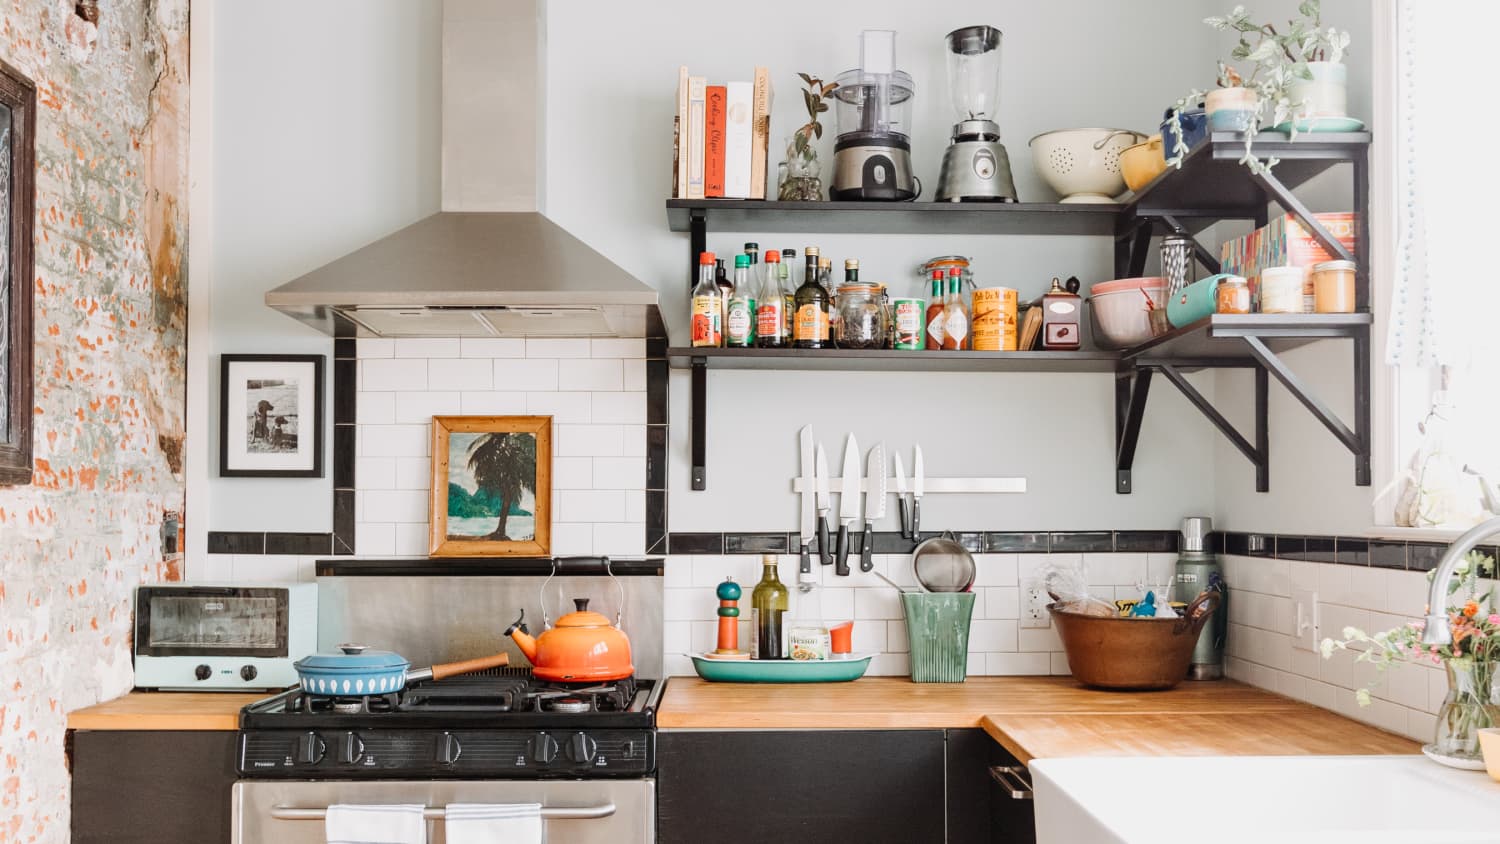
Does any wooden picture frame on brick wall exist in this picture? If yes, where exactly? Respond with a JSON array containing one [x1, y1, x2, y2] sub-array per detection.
[[0, 59, 35, 485], [430, 415, 552, 557]]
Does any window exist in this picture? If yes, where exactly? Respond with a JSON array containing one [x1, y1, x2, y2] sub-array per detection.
[[1383, 0, 1500, 529]]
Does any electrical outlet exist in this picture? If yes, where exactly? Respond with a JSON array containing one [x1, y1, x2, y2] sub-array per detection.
[[1292, 589, 1318, 652], [1021, 577, 1050, 629]]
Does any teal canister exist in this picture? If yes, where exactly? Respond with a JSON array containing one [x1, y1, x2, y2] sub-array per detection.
[[1170, 516, 1226, 680], [1166, 273, 1235, 327]]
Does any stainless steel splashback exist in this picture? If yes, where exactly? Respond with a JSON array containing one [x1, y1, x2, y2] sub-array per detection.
[[316, 576, 663, 679]]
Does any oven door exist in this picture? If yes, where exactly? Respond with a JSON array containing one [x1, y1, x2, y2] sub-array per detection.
[[232, 779, 654, 844]]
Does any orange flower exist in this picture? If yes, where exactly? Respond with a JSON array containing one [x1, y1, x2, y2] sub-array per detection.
[[1463, 601, 1480, 618]]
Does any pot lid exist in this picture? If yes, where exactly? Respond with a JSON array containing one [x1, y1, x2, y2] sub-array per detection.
[[295, 643, 409, 672], [556, 597, 613, 628]]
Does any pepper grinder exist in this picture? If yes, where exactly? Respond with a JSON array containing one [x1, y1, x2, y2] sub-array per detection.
[[704, 577, 749, 660]]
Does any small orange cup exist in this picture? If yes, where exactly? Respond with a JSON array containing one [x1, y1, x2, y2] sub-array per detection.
[[829, 621, 854, 655]]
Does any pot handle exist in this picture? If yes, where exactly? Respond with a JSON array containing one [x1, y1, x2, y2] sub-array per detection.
[[1173, 591, 1222, 637]]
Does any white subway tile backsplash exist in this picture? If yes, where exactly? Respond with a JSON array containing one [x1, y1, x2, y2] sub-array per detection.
[[868, 653, 909, 677], [527, 339, 592, 358], [624, 490, 645, 523], [358, 338, 395, 358], [549, 457, 594, 490], [356, 523, 396, 556], [494, 359, 559, 391], [593, 457, 647, 490], [973, 554, 1018, 587], [525, 392, 592, 423], [233, 554, 315, 583], [663, 557, 692, 589], [393, 523, 430, 557], [460, 391, 528, 415], [663, 621, 691, 655], [362, 490, 428, 523], [594, 523, 644, 556], [429, 359, 494, 391], [357, 392, 395, 424], [1019, 625, 1062, 652], [591, 339, 644, 358], [1050, 652, 1072, 675], [557, 424, 624, 457], [1084, 553, 1148, 586], [393, 391, 461, 424], [980, 652, 1047, 676], [363, 358, 428, 391], [886, 621, 909, 653], [983, 587, 1020, 619], [664, 589, 706, 622], [393, 457, 430, 490], [621, 426, 648, 457], [395, 338, 460, 358], [460, 338, 525, 358], [854, 588, 902, 620], [622, 359, 647, 392], [558, 359, 623, 392], [559, 490, 626, 522], [356, 457, 396, 490], [590, 392, 647, 424], [361, 425, 429, 457], [1347, 567, 1388, 611], [817, 588, 855, 622], [852, 621, 887, 654], [969, 620, 1018, 652], [550, 523, 594, 556]]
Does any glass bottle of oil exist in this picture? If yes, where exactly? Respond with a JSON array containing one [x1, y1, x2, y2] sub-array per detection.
[[748, 554, 789, 659]]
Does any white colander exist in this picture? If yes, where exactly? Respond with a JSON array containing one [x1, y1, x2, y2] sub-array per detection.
[[1029, 128, 1144, 203]]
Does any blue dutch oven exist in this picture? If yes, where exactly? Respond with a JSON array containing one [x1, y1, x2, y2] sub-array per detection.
[[294, 643, 510, 697]]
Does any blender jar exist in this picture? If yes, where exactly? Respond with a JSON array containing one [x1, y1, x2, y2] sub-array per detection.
[[946, 26, 1002, 135]]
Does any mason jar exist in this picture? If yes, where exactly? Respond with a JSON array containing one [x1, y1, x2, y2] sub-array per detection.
[[835, 283, 887, 349]]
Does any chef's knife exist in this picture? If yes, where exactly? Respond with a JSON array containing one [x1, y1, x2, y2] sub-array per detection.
[[814, 444, 832, 566], [860, 442, 885, 573], [912, 445, 925, 539], [798, 425, 816, 592], [835, 434, 860, 576], [894, 452, 910, 539]]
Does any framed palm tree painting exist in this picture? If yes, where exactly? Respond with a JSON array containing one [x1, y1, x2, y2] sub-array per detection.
[[429, 416, 552, 557]]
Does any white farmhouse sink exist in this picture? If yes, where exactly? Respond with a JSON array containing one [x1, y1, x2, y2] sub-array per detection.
[[1031, 755, 1500, 844]]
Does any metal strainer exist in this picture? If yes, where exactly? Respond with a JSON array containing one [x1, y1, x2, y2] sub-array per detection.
[[911, 531, 976, 592]]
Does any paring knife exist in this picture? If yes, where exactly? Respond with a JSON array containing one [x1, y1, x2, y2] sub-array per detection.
[[835, 434, 861, 576], [798, 425, 816, 592], [814, 444, 832, 566], [912, 445, 925, 539], [861, 442, 886, 573], [894, 452, 910, 539]]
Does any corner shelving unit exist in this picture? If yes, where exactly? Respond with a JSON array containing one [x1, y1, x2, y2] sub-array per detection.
[[667, 131, 1371, 494]]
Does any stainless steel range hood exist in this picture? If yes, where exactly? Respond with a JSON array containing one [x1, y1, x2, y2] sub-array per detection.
[[264, 0, 660, 339]]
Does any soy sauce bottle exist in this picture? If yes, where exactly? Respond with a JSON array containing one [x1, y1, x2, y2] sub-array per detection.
[[793, 247, 830, 349]]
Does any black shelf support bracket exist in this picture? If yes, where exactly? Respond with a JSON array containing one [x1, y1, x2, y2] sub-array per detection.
[[688, 210, 707, 293], [1249, 168, 1356, 265], [1243, 331, 1372, 486], [1156, 363, 1270, 492], [690, 356, 707, 490], [1115, 367, 1152, 494]]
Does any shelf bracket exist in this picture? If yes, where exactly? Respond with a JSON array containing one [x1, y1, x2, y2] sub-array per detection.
[[690, 356, 707, 490], [1156, 363, 1269, 492], [1115, 368, 1152, 494], [1249, 169, 1356, 264], [688, 210, 707, 294], [1243, 333, 1371, 486]]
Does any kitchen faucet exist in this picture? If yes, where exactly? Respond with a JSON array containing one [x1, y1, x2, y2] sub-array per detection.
[[1421, 513, 1500, 645]]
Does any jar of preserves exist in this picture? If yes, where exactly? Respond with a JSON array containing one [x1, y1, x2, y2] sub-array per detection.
[[1215, 276, 1251, 314], [834, 283, 887, 349], [1310, 260, 1356, 313]]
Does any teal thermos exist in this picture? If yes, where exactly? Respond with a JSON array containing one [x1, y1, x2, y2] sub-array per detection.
[[1171, 516, 1226, 680]]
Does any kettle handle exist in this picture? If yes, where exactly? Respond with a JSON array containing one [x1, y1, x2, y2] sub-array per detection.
[[538, 556, 625, 629]]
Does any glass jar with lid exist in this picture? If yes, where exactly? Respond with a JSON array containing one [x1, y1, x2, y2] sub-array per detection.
[[835, 282, 888, 349]]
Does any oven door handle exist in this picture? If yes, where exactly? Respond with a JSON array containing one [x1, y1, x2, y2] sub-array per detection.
[[270, 802, 617, 821]]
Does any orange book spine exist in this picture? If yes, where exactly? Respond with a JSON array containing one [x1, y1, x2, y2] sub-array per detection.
[[704, 85, 727, 198]]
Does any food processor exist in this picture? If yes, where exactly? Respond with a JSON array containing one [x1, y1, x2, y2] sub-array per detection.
[[831, 30, 918, 201], [935, 25, 1017, 202]]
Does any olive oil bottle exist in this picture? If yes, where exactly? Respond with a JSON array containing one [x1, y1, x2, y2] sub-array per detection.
[[749, 554, 789, 659]]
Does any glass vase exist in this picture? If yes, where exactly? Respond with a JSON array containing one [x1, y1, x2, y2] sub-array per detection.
[[1431, 657, 1499, 762], [777, 133, 823, 201]]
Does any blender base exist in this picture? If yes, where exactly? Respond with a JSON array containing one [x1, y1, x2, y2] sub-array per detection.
[[935, 140, 1017, 202], [831, 142, 918, 202]]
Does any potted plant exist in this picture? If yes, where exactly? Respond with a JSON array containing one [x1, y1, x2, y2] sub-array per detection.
[[777, 73, 837, 201], [1322, 552, 1499, 766], [1166, 1, 1352, 173]]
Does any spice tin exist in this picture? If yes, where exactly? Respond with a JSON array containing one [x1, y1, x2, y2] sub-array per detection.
[[971, 287, 1018, 351], [893, 298, 926, 350]]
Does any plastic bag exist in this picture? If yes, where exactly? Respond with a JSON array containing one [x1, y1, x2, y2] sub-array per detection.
[[1041, 558, 1116, 617]]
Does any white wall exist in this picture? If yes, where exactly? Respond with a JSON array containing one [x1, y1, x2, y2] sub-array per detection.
[[203, 0, 442, 536]]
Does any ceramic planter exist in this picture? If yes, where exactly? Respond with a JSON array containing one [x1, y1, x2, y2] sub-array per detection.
[[1205, 87, 1260, 133], [1287, 61, 1348, 119]]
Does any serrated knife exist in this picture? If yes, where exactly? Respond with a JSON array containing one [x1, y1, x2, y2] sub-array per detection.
[[860, 442, 885, 573], [815, 444, 832, 566], [835, 433, 860, 576], [912, 445, 925, 538], [894, 452, 910, 539], [798, 425, 816, 592]]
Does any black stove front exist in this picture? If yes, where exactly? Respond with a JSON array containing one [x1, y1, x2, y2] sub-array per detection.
[[236, 674, 658, 779]]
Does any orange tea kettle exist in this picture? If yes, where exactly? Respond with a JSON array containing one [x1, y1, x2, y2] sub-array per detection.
[[505, 560, 634, 682]]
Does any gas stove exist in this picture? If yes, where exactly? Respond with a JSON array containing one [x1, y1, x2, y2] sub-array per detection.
[[236, 671, 659, 779]]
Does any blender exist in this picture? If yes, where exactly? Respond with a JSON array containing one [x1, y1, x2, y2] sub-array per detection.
[[935, 25, 1018, 202], [831, 30, 917, 201]]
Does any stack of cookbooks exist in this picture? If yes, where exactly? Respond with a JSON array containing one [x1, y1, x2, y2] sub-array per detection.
[[671, 66, 772, 200]]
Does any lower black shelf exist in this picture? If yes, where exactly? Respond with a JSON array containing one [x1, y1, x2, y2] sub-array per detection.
[[666, 347, 1120, 372]]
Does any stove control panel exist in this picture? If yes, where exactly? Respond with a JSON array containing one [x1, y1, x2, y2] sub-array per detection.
[[239, 729, 654, 778]]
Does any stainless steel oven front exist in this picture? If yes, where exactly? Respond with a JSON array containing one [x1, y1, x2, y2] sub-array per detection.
[[232, 779, 654, 843]]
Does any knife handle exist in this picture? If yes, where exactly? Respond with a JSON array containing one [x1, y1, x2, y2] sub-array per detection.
[[818, 515, 832, 565], [800, 542, 812, 576], [898, 498, 911, 539], [859, 522, 874, 572], [834, 524, 850, 576], [911, 497, 921, 539]]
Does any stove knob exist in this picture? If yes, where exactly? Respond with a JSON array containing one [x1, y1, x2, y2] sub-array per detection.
[[565, 732, 598, 765], [194, 664, 212, 681], [438, 732, 462, 765], [337, 732, 364, 765], [296, 732, 326, 765], [239, 665, 258, 682], [532, 734, 559, 764]]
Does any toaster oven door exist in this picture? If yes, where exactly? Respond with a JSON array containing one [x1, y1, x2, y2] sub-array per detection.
[[136, 586, 289, 658]]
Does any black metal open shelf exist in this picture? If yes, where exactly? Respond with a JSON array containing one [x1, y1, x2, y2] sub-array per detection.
[[667, 132, 1372, 495]]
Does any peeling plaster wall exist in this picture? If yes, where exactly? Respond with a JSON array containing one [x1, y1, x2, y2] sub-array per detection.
[[0, 1, 189, 841]]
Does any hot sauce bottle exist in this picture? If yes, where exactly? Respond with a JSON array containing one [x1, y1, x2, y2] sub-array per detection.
[[924, 270, 946, 350]]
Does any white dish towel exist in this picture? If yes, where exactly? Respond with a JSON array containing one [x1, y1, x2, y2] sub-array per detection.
[[444, 803, 544, 844], [324, 803, 427, 844]]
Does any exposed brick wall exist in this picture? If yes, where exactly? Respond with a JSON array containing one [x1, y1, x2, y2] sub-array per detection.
[[0, 1, 188, 840]]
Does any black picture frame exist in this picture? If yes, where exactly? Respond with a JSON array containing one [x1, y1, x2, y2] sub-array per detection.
[[0, 59, 35, 485], [219, 354, 324, 478]]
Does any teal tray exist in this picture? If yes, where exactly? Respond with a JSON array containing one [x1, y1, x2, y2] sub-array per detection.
[[690, 653, 874, 683]]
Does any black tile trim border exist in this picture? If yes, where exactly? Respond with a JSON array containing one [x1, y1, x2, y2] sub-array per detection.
[[1218, 531, 1500, 571], [675, 530, 1182, 555]]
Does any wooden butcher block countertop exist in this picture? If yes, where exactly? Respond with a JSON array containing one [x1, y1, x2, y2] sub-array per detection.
[[659, 677, 1419, 761], [67, 692, 263, 731]]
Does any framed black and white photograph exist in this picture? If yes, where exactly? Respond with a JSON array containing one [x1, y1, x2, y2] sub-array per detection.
[[219, 354, 324, 478], [0, 58, 35, 485]]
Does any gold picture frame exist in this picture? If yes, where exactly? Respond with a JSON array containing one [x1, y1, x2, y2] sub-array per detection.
[[429, 415, 552, 557]]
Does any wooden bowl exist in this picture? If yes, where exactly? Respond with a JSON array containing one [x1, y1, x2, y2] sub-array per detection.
[[1049, 592, 1221, 690]]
